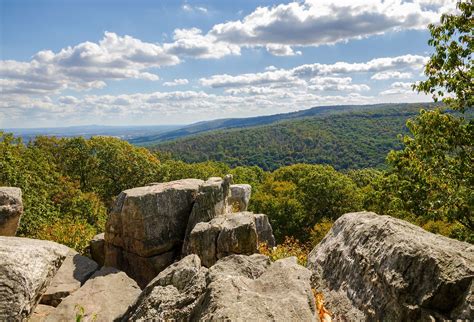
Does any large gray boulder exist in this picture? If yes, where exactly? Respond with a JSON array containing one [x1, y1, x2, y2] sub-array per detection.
[[0, 237, 69, 320], [104, 179, 203, 286], [307, 212, 474, 321], [121, 254, 209, 321], [228, 184, 251, 212], [0, 187, 23, 236], [186, 212, 275, 267], [40, 250, 98, 307], [182, 176, 232, 254], [46, 266, 141, 321], [122, 254, 318, 321]]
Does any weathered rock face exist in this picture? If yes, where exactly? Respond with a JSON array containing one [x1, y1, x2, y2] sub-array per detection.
[[46, 266, 141, 321], [0, 187, 23, 236], [186, 212, 275, 267], [89, 232, 105, 267], [228, 184, 251, 212], [104, 176, 275, 287], [122, 254, 318, 321], [307, 212, 474, 321], [104, 179, 203, 286], [182, 176, 232, 254], [40, 250, 98, 307], [0, 237, 69, 320]]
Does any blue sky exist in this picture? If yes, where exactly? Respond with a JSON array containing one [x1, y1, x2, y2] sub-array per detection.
[[0, 0, 455, 128]]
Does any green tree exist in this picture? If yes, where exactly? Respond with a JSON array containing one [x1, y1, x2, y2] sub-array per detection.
[[388, 0, 473, 239]]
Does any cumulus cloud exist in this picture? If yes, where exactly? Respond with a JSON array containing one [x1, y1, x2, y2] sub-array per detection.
[[309, 77, 370, 92], [209, 0, 455, 55], [200, 54, 426, 88], [0, 32, 179, 95], [164, 28, 241, 59], [380, 81, 415, 95], [265, 44, 302, 56], [371, 71, 413, 80], [163, 78, 189, 86]]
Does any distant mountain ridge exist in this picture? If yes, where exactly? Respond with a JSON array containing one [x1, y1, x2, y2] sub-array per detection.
[[130, 103, 414, 145], [152, 102, 441, 170]]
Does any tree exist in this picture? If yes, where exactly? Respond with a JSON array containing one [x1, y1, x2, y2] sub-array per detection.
[[388, 0, 473, 238], [414, 0, 473, 112]]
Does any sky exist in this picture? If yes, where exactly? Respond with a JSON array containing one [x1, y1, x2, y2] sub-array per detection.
[[0, 0, 456, 128]]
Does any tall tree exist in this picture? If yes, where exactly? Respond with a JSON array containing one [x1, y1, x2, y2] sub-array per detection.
[[388, 0, 473, 235]]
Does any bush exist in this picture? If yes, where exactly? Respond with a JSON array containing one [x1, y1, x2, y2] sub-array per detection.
[[258, 236, 309, 266]]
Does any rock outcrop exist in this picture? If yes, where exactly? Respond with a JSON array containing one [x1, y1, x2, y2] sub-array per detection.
[[228, 184, 251, 211], [105, 176, 275, 287], [46, 267, 141, 321], [104, 179, 203, 287], [0, 187, 23, 236], [186, 212, 275, 267], [40, 250, 98, 307], [307, 211, 474, 321], [182, 176, 232, 254], [0, 237, 69, 320], [122, 254, 318, 321]]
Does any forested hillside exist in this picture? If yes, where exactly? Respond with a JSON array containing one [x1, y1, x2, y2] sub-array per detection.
[[153, 103, 435, 170]]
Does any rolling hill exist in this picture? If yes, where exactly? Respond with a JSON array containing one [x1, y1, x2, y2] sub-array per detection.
[[150, 103, 439, 171], [130, 103, 414, 145]]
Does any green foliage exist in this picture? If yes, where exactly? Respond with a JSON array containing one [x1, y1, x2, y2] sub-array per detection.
[[414, 0, 473, 112], [258, 236, 309, 266], [154, 103, 436, 171], [0, 133, 161, 253], [385, 2, 473, 239], [250, 164, 362, 243]]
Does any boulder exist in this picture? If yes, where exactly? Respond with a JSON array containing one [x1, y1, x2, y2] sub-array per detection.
[[254, 213, 276, 247], [0, 237, 69, 320], [0, 187, 23, 236], [307, 212, 474, 321], [46, 266, 141, 321], [228, 184, 251, 212], [123, 254, 317, 321], [89, 233, 105, 266], [105, 179, 203, 257], [182, 176, 232, 254], [104, 179, 203, 286], [197, 256, 317, 321], [186, 212, 275, 267], [121, 255, 209, 321], [40, 250, 98, 307]]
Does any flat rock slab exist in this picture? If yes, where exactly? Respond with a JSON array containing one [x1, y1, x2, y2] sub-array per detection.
[[0, 237, 70, 320], [0, 187, 23, 236], [46, 266, 141, 321], [40, 250, 99, 307], [307, 211, 474, 321]]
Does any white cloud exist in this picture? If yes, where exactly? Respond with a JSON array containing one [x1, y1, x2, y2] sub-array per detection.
[[309, 77, 370, 92], [0, 32, 179, 95], [371, 71, 413, 80], [200, 54, 427, 88], [164, 28, 241, 59], [208, 0, 454, 55], [182, 4, 208, 13], [163, 78, 189, 86], [380, 81, 415, 95], [265, 44, 301, 56]]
